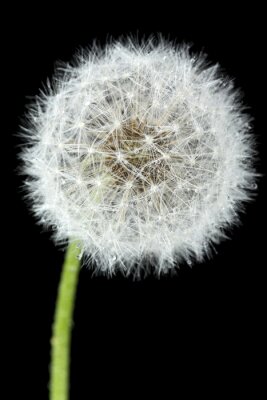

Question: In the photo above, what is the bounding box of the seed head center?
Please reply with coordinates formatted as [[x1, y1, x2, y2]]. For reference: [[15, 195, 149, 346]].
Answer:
[[101, 119, 172, 193]]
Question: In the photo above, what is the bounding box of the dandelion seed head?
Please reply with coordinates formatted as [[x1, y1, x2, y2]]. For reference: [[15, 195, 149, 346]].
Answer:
[[21, 37, 257, 276]]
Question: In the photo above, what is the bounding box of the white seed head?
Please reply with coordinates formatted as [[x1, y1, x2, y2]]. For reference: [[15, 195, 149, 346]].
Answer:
[[21, 38, 257, 276]]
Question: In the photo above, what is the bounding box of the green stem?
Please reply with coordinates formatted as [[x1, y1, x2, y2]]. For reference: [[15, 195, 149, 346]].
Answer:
[[50, 241, 81, 400]]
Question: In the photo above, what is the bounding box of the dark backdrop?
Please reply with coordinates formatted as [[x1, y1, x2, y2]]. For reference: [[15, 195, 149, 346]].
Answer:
[[6, 3, 266, 399]]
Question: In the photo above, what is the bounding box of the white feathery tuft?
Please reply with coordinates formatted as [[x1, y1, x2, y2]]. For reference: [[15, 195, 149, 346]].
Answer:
[[21, 37, 257, 276]]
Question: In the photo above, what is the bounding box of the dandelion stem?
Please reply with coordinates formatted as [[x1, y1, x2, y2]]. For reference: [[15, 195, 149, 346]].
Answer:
[[50, 241, 81, 400]]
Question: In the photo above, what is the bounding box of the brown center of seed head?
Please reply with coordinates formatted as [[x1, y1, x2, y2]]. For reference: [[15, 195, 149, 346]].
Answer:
[[101, 119, 175, 194]]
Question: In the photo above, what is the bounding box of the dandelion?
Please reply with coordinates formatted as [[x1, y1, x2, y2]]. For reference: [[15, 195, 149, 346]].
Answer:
[[22, 38, 256, 275], [20, 37, 257, 400]]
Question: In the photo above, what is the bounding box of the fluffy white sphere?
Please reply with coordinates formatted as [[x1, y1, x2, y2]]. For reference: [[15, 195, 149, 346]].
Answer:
[[22, 38, 256, 275]]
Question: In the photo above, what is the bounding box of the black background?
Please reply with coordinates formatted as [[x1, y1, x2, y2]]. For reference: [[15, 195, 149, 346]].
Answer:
[[6, 3, 266, 399]]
